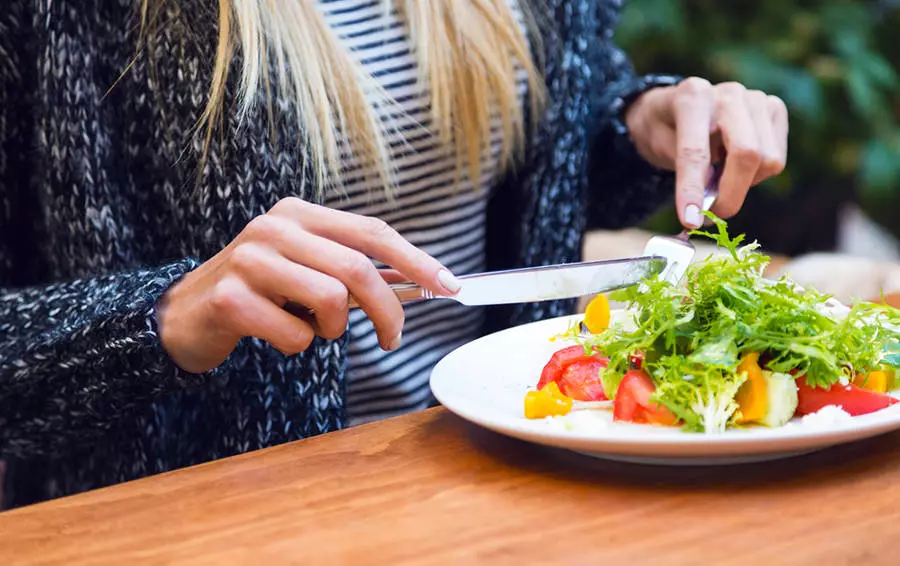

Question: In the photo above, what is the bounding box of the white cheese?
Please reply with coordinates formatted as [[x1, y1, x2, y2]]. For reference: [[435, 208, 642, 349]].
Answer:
[[800, 405, 853, 428]]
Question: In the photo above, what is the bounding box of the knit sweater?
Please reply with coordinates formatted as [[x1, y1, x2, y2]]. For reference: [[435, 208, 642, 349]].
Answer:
[[0, 0, 676, 508]]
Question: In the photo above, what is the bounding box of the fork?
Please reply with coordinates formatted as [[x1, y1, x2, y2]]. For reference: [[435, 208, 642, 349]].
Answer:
[[641, 163, 722, 285]]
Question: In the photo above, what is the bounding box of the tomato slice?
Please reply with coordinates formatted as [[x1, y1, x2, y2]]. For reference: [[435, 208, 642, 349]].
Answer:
[[537, 345, 607, 390], [796, 379, 898, 416], [621, 370, 654, 406], [613, 369, 679, 426], [613, 379, 641, 422], [558, 359, 608, 401]]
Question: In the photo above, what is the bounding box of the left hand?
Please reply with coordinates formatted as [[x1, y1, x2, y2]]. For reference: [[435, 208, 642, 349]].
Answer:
[[625, 77, 789, 228]]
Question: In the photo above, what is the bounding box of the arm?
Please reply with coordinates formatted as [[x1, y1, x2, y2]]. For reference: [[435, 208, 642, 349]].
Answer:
[[0, 10, 210, 459], [584, 1, 680, 230], [0, 259, 215, 459]]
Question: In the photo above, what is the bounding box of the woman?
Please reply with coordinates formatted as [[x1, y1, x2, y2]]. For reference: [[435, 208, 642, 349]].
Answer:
[[0, 0, 787, 508]]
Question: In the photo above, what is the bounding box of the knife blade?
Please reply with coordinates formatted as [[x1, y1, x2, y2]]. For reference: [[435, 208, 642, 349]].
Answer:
[[285, 256, 665, 317], [446, 255, 666, 306]]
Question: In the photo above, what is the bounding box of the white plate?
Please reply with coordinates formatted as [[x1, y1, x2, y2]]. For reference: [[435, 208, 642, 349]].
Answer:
[[430, 311, 900, 465]]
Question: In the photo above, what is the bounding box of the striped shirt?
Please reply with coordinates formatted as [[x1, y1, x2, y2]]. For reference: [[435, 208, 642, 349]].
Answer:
[[319, 0, 528, 424]]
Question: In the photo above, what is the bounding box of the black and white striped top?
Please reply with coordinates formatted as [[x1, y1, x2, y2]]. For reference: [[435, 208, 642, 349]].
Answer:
[[320, 0, 528, 424]]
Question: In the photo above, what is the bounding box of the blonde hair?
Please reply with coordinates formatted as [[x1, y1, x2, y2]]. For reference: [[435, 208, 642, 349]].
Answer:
[[138, 0, 546, 198]]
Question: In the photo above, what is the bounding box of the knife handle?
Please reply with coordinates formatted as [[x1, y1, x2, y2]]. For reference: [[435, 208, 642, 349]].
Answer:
[[284, 282, 434, 319]]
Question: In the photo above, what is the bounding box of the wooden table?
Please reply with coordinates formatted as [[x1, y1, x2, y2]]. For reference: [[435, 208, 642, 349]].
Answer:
[[2, 407, 900, 565]]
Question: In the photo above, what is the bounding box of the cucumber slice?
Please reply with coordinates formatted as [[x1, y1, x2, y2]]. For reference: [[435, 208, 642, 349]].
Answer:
[[759, 371, 798, 427]]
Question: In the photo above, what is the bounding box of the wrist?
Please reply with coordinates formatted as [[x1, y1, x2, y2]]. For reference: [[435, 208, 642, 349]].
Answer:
[[156, 271, 218, 374], [156, 277, 190, 370]]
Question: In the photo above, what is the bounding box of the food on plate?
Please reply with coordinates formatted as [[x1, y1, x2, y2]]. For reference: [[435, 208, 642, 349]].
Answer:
[[524, 382, 572, 419], [795, 380, 898, 417], [852, 368, 895, 393], [582, 291, 611, 334], [524, 382, 612, 419], [536, 345, 608, 392], [525, 214, 900, 432], [611, 369, 679, 426]]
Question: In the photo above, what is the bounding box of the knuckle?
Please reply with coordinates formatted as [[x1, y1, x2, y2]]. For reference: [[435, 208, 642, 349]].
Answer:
[[732, 144, 763, 166], [678, 77, 713, 97], [317, 282, 349, 314], [716, 81, 746, 98], [343, 254, 376, 285], [209, 277, 248, 318], [364, 216, 394, 241], [768, 94, 788, 113], [677, 146, 711, 166], [746, 89, 768, 106], [764, 155, 786, 176], [229, 243, 264, 273], [773, 157, 787, 174], [244, 214, 280, 241], [270, 196, 306, 216]]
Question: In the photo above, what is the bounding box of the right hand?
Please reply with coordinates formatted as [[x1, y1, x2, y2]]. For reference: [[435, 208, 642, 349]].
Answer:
[[157, 197, 461, 374]]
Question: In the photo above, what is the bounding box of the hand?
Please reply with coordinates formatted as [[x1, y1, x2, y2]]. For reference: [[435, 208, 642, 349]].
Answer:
[[157, 198, 461, 374], [625, 77, 789, 228]]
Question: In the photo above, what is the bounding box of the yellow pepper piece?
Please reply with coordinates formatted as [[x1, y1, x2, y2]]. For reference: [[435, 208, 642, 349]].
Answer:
[[524, 382, 573, 419], [584, 293, 611, 334], [854, 370, 889, 393], [735, 352, 767, 424]]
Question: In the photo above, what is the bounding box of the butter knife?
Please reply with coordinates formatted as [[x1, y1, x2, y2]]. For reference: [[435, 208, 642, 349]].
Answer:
[[287, 256, 665, 316]]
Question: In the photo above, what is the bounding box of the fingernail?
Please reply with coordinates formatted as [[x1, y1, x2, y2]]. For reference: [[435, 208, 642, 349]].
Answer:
[[684, 204, 703, 228], [388, 332, 402, 351], [437, 269, 461, 294]]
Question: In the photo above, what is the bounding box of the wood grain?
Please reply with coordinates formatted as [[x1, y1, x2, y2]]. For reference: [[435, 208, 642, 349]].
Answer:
[[2, 407, 900, 565]]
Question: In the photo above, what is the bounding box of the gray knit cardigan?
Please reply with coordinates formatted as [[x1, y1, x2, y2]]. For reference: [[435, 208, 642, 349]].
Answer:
[[0, 0, 676, 508]]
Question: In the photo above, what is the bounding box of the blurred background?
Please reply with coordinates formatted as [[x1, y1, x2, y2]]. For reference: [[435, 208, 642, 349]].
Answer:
[[583, 0, 900, 306]]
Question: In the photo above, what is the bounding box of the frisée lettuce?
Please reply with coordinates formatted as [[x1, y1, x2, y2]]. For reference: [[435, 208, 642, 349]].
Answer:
[[563, 213, 900, 433]]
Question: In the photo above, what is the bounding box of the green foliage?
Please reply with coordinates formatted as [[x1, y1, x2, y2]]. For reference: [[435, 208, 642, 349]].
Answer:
[[618, 0, 900, 238], [571, 213, 900, 432]]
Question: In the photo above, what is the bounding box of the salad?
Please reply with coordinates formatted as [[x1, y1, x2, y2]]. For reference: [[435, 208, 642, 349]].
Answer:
[[525, 214, 900, 433]]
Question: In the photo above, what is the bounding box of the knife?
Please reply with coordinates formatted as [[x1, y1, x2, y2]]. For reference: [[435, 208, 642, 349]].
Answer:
[[286, 256, 665, 317]]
